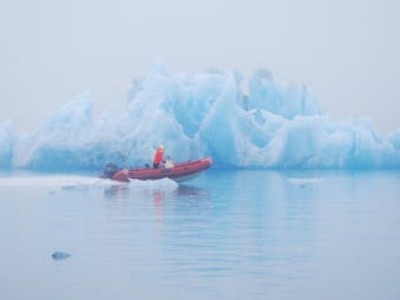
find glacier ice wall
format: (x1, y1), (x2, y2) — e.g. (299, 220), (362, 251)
(1, 64), (400, 171)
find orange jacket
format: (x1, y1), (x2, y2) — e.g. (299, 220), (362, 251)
(153, 148), (164, 164)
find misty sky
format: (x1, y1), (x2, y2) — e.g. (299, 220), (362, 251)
(1, 0), (399, 133)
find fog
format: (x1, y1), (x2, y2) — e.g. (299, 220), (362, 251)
(1, 0), (399, 133)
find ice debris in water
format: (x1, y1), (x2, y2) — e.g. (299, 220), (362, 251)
(1, 63), (400, 170)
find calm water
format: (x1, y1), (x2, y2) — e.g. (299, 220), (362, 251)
(0, 170), (400, 300)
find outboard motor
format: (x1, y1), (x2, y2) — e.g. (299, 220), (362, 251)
(102, 163), (119, 179)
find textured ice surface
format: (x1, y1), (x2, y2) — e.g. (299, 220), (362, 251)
(1, 64), (399, 170)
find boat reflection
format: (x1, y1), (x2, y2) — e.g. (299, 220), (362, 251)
(170, 185), (213, 219)
(103, 184), (130, 199)
(174, 184), (210, 199)
(103, 183), (212, 215)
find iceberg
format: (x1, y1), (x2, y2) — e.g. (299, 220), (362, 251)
(1, 64), (400, 171)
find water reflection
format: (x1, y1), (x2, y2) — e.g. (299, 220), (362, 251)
(101, 182), (212, 228)
(103, 185), (130, 198)
(172, 185), (212, 213)
(58, 172), (400, 299)
(103, 183), (211, 205)
(66, 173), (320, 287)
(3, 171), (400, 300)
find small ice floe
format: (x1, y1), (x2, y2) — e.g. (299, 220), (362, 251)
(51, 251), (71, 261)
(288, 177), (323, 188)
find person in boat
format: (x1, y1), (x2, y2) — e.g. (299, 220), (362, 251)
(164, 156), (174, 169)
(153, 145), (165, 168)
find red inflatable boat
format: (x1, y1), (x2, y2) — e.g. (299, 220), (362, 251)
(102, 157), (212, 183)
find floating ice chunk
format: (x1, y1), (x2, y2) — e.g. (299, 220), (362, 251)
(51, 251), (71, 261)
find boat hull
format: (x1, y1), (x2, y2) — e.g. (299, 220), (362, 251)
(111, 157), (212, 182)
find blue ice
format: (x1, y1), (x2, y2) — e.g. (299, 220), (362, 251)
(51, 251), (71, 261)
(1, 64), (399, 171)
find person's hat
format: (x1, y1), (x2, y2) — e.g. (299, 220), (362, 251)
(159, 145), (164, 149)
